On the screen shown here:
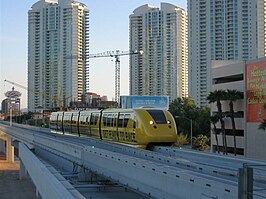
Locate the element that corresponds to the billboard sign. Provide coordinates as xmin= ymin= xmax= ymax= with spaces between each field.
xmin=246 ymin=61 xmax=266 ymax=122
xmin=120 ymin=96 xmax=169 ymax=109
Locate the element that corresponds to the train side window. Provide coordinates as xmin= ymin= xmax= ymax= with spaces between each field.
xmin=89 ymin=114 xmax=93 ymax=126
xmin=107 ymin=114 xmax=112 ymax=127
xmin=132 ymin=115 xmax=136 ymax=129
xmin=90 ymin=114 xmax=95 ymax=125
xmin=124 ymin=114 xmax=130 ymax=127
xmin=118 ymin=114 xmax=124 ymax=128
xmin=103 ymin=114 xmax=107 ymax=126
xmin=113 ymin=114 xmax=117 ymax=127
xmin=94 ymin=114 xmax=99 ymax=125
xmin=86 ymin=116 xmax=89 ymax=125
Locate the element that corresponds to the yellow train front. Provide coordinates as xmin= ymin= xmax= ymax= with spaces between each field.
xmin=50 ymin=108 xmax=177 ymax=149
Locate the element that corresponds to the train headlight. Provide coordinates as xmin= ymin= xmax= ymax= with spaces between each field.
xmin=149 ymin=121 xmax=154 ymax=125
xmin=167 ymin=120 xmax=171 ymax=124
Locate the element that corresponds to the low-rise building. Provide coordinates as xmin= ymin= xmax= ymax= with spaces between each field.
xmin=210 ymin=57 xmax=266 ymax=160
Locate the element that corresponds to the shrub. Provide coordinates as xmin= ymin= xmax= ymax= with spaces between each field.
xmin=174 ymin=132 xmax=188 ymax=147
xmin=192 ymin=134 xmax=209 ymax=151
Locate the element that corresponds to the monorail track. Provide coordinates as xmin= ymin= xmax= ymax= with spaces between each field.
xmin=14 ymin=122 xmax=266 ymax=188
xmin=2 ymin=122 xmax=266 ymax=197
xmin=2 ymin=121 xmax=266 ymax=198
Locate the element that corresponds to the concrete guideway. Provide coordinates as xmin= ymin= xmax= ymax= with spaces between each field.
xmin=19 ymin=142 xmax=85 ymax=199
xmin=2 ymin=121 xmax=266 ymax=198
xmin=13 ymin=129 xmax=238 ymax=198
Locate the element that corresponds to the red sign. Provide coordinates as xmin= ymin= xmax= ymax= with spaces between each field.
xmin=246 ymin=61 xmax=266 ymax=122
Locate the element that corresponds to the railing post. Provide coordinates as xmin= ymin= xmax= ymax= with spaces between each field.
xmin=238 ymin=164 xmax=253 ymax=199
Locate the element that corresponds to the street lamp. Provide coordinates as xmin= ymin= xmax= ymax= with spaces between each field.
xmin=175 ymin=116 xmax=193 ymax=148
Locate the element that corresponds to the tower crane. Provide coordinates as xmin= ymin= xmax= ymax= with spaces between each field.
xmin=87 ymin=50 xmax=143 ymax=103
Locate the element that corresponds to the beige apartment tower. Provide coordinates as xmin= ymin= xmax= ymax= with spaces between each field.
xmin=129 ymin=3 xmax=188 ymax=101
xmin=188 ymin=0 xmax=266 ymax=107
xmin=28 ymin=0 xmax=89 ymax=112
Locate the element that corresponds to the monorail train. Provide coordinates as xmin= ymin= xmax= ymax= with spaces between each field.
xmin=50 ymin=108 xmax=177 ymax=148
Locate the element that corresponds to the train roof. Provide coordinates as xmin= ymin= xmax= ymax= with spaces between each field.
xmin=51 ymin=107 xmax=167 ymax=115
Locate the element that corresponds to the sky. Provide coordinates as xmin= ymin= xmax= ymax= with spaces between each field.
xmin=0 ymin=0 xmax=187 ymax=109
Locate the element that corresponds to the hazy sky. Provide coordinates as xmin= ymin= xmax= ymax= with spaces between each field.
xmin=0 ymin=0 xmax=187 ymax=109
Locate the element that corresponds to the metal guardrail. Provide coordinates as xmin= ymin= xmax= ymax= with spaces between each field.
xmin=238 ymin=164 xmax=266 ymax=199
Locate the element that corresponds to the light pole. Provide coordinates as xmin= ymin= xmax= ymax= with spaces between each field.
xmin=175 ymin=116 xmax=193 ymax=148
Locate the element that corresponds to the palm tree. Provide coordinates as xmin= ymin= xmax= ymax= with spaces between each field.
xmin=259 ymin=120 xmax=266 ymax=130
xmin=210 ymin=114 xmax=220 ymax=153
xmin=259 ymin=102 xmax=266 ymax=131
xmin=207 ymin=90 xmax=227 ymax=154
xmin=225 ymin=89 xmax=243 ymax=156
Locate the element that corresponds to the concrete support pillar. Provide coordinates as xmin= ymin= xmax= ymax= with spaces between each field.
xmin=6 ymin=136 xmax=14 ymax=163
xmin=19 ymin=160 xmax=28 ymax=180
xmin=78 ymin=167 xmax=93 ymax=182
xmin=36 ymin=188 xmax=40 ymax=199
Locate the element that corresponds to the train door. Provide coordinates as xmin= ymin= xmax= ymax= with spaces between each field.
xmin=79 ymin=113 xmax=88 ymax=136
xmin=64 ymin=113 xmax=71 ymax=133
xmin=118 ymin=113 xmax=135 ymax=143
xmin=71 ymin=112 xmax=79 ymax=136
xmin=112 ymin=113 xmax=119 ymax=141
xmin=89 ymin=113 xmax=100 ymax=138
xmin=123 ymin=113 xmax=136 ymax=144
xmin=58 ymin=112 xmax=65 ymax=134
xmin=126 ymin=114 xmax=137 ymax=144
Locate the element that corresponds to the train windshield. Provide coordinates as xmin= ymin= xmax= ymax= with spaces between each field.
xmin=146 ymin=110 xmax=167 ymax=124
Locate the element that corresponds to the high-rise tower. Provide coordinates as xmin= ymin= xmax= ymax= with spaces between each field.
xmin=129 ymin=3 xmax=188 ymax=101
xmin=188 ymin=0 xmax=266 ymax=106
xmin=28 ymin=0 xmax=89 ymax=112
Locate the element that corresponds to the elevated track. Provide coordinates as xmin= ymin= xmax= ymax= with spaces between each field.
xmin=1 ymin=121 xmax=266 ymax=199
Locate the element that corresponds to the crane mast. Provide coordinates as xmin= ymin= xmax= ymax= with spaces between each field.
xmin=88 ymin=50 xmax=142 ymax=104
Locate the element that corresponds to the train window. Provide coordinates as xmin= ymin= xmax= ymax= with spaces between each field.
xmin=118 ymin=114 xmax=124 ymax=128
xmin=86 ymin=116 xmax=89 ymax=124
xmin=132 ymin=116 xmax=136 ymax=128
xmin=94 ymin=114 xmax=99 ymax=125
xmin=107 ymin=114 xmax=113 ymax=127
xmin=90 ymin=114 xmax=95 ymax=125
xmin=147 ymin=110 xmax=167 ymax=124
xmin=103 ymin=114 xmax=107 ymax=126
xmin=112 ymin=114 xmax=117 ymax=127
xmin=123 ymin=114 xmax=130 ymax=127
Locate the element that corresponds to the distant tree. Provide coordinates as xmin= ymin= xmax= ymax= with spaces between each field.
xmin=207 ymin=90 xmax=227 ymax=154
xmin=194 ymin=106 xmax=211 ymax=137
xmin=169 ymin=97 xmax=197 ymax=135
xmin=169 ymin=97 xmax=210 ymax=140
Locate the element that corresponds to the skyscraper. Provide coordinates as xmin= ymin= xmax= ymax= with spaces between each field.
xmin=129 ymin=3 xmax=188 ymax=101
xmin=28 ymin=0 xmax=89 ymax=112
xmin=188 ymin=0 xmax=266 ymax=106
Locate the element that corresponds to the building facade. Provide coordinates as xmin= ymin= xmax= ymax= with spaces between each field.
xmin=129 ymin=3 xmax=188 ymax=101
xmin=188 ymin=0 xmax=266 ymax=107
xmin=210 ymin=57 xmax=266 ymax=160
xmin=28 ymin=0 xmax=89 ymax=112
